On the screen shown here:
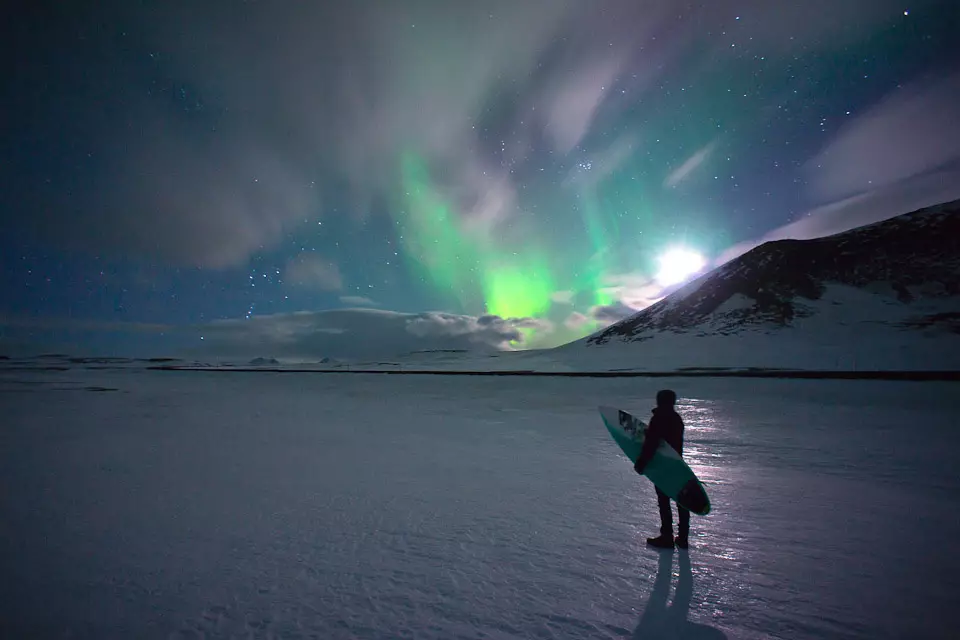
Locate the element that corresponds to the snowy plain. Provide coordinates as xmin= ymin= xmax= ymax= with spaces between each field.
xmin=2 ymin=363 xmax=960 ymax=639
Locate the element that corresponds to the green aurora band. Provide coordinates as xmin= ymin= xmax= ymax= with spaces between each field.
xmin=397 ymin=152 xmax=557 ymax=341
xmin=395 ymin=150 xmax=712 ymax=345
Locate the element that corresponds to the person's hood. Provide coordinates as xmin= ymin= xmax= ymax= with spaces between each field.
xmin=655 ymin=389 xmax=677 ymax=408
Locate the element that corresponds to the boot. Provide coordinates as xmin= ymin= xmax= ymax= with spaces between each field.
xmin=675 ymin=536 xmax=689 ymax=550
xmin=646 ymin=534 xmax=674 ymax=549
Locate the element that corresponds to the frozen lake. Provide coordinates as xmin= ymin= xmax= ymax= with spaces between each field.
xmin=2 ymin=367 xmax=959 ymax=639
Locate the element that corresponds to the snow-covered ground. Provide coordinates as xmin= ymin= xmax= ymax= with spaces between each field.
xmin=2 ymin=365 xmax=959 ymax=639
xmin=561 ymin=286 xmax=960 ymax=373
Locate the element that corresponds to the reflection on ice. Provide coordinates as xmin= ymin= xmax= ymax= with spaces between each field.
xmin=673 ymin=397 xmax=739 ymax=488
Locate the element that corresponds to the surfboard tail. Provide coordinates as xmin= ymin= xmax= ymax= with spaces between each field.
xmin=677 ymin=478 xmax=711 ymax=516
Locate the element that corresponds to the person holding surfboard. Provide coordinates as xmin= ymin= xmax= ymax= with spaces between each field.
xmin=634 ymin=389 xmax=689 ymax=549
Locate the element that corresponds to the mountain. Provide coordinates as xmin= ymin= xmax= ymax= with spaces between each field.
xmin=563 ymin=199 xmax=960 ymax=371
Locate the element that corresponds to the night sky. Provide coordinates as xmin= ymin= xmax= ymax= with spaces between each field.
xmin=3 ymin=1 xmax=959 ymax=359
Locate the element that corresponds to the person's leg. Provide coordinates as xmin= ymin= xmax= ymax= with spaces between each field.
xmin=656 ymin=488 xmax=673 ymax=538
xmin=677 ymin=506 xmax=690 ymax=547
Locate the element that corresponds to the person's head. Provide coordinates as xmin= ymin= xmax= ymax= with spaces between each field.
xmin=655 ymin=389 xmax=677 ymax=408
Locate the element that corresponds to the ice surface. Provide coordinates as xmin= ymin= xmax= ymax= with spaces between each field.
xmin=2 ymin=364 xmax=959 ymax=638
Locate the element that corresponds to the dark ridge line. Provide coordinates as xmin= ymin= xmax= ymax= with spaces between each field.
xmin=147 ymin=366 xmax=960 ymax=381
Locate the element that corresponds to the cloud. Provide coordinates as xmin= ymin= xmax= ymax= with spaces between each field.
xmin=598 ymin=272 xmax=667 ymax=310
xmin=554 ymin=271 xmax=669 ymax=330
xmin=563 ymin=132 xmax=641 ymax=189
xmin=564 ymin=312 xmax=590 ymax=329
xmin=530 ymin=271 xmax=668 ymax=336
xmin=663 ymin=142 xmax=716 ymax=188
xmin=590 ymin=301 xmax=638 ymax=326
xmin=285 ymin=254 xmax=343 ymax=291
xmin=712 ymin=72 xmax=960 ymax=267
xmin=715 ymin=168 xmax=960 ymax=266
xmin=197 ymin=309 xmax=550 ymax=359
xmin=543 ymin=54 xmax=626 ymax=155
xmin=407 ymin=312 xmax=549 ymax=341
xmin=1 ymin=307 xmax=556 ymax=359
xmin=339 ymin=295 xmax=378 ymax=307
xmin=806 ymin=73 xmax=960 ymax=201
xmin=8 ymin=1 xmax=928 ymax=268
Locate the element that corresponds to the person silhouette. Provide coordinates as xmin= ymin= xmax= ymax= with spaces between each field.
xmin=634 ymin=389 xmax=690 ymax=549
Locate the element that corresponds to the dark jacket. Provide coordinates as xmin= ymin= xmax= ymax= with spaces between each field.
xmin=635 ymin=406 xmax=684 ymax=473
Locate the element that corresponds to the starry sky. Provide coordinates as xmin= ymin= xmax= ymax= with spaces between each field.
xmin=3 ymin=1 xmax=960 ymax=359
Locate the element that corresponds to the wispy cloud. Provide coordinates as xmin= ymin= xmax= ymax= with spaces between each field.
xmin=1 ymin=306 xmax=558 ymax=359
xmin=563 ymin=132 xmax=641 ymax=189
xmin=716 ymin=72 xmax=960 ymax=266
xmin=564 ymin=312 xmax=590 ymax=329
xmin=598 ymin=272 xmax=667 ymax=310
xmin=339 ymin=295 xmax=378 ymax=307
xmin=590 ymin=301 xmax=638 ymax=326
xmin=663 ymin=141 xmax=716 ymax=188
xmin=716 ymin=169 xmax=960 ymax=266
xmin=806 ymin=73 xmax=960 ymax=201
xmin=285 ymin=254 xmax=343 ymax=291
xmin=544 ymin=54 xmax=626 ymax=155
xmin=9 ymin=1 xmax=930 ymax=267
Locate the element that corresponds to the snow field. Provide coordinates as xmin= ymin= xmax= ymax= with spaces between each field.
xmin=1 ymin=368 xmax=958 ymax=638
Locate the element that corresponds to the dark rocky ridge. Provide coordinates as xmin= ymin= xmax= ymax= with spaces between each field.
xmin=589 ymin=199 xmax=960 ymax=344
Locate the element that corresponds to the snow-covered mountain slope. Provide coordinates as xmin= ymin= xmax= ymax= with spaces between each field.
xmin=560 ymin=199 xmax=960 ymax=371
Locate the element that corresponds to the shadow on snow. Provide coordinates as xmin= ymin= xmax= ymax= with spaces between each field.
xmin=633 ymin=550 xmax=727 ymax=639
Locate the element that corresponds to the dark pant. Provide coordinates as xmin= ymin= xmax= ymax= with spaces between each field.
xmin=656 ymin=488 xmax=689 ymax=539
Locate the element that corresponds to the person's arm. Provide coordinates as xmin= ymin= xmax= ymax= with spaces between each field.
xmin=634 ymin=415 xmax=662 ymax=474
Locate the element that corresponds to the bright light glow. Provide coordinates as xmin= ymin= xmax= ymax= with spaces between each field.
xmin=655 ymin=248 xmax=706 ymax=286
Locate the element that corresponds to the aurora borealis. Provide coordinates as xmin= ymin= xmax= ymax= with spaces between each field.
xmin=3 ymin=1 xmax=960 ymax=358
xmin=399 ymin=152 xmax=555 ymax=327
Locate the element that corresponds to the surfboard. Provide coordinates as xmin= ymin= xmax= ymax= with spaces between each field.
xmin=599 ymin=405 xmax=711 ymax=516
